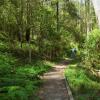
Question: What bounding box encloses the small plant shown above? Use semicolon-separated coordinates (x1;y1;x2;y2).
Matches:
0;52;52;100
65;63;100;100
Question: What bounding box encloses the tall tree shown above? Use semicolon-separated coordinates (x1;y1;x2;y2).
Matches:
92;0;100;28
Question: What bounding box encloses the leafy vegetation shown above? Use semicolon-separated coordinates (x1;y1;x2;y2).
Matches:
0;45;52;100
65;28;100;100
65;61;100;100
0;0;100;100
83;29;100;70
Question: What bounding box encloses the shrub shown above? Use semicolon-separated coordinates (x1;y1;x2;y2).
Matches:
83;29;100;69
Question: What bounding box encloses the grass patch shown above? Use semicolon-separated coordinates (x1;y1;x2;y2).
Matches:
65;61;100;100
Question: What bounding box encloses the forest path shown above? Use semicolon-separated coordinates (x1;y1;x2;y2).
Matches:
38;60;70;100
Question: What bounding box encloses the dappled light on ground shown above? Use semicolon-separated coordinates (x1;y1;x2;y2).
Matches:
38;61;69;100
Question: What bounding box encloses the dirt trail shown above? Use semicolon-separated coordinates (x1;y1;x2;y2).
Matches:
38;60;70;100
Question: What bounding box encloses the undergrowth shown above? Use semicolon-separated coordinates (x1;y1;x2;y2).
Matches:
65;60;100;100
0;41;52;100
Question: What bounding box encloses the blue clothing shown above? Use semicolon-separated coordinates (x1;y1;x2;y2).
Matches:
71;48;77;59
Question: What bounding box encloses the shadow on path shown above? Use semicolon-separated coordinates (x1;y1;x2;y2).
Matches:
38;60;70;100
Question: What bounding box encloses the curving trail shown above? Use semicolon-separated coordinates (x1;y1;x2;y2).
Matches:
38;60;70;100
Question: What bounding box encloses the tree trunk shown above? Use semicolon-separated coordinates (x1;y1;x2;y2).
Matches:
56;0;59;32
92;0;100;28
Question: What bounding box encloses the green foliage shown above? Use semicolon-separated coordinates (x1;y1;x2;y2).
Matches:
83;29;100;69
0;0;99;99
0;51;52;100
8;87;28;100
65;63;100;100
0;0;80;60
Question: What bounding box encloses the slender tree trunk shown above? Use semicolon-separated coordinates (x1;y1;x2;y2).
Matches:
56;0;59;32
92;0;100;28
27;0;32;63
29;39;31;63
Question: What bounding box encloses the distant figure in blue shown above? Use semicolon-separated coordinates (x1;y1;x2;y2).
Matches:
71;48;77;59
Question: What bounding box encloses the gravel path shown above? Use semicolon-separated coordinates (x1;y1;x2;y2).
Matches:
38;61;69;100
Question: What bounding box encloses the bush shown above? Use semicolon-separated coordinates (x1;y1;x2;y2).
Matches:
0;52;52;100
83;29;100;69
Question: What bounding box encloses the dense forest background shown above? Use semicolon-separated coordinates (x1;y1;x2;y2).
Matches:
0;0;100;100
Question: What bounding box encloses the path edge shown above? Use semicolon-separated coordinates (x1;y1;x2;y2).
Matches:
64;76;74;100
